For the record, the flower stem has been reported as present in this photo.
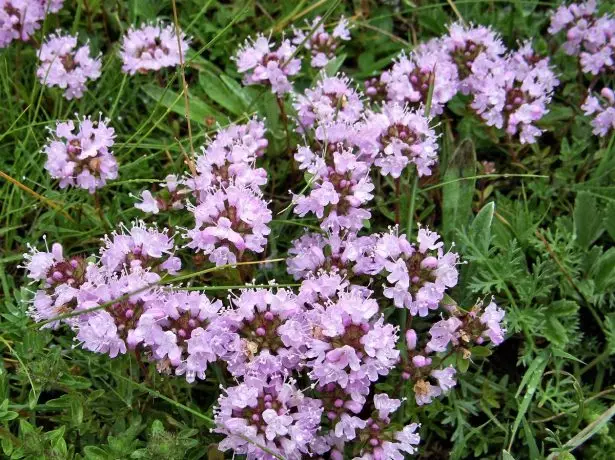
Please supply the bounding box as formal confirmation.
[405,172,419,240]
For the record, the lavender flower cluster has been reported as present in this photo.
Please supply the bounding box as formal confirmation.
[20,2,613,456]
[0,0,64,48]
[548,0,614,76]
[25,222,504,458]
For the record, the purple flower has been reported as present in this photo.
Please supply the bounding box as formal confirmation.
[192,118,268,191]
[211,288,306,377]
[120,23,189,75]
[549,1,613,76]
[381,47,459,115]
[351,395,420,458]
[305,290,399,399]
[99,220,180,275]
[214,377,323,459]
[37,32,101,99]
[287,230,378,281]
[184,185,272,266]
[479,300,506,345]
[234,34,301,95]
[582,87,615,136]
[358,103,439,178]
[292,16,351,68]
[293,74,364,130]
[128,290,222,381]
[471,42,559,144]
[293,146,374,232]
[23,241,87,328]
[441,22,506,94]
[0,1,64,48]
[74,267,162,358]
[426,317,462,353]
[374,227,459,316]
[43,115,117,193]
[431,365,457,392]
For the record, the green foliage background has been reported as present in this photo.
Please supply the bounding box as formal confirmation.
[0,0,614,459]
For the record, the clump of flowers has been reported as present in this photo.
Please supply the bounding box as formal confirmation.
[184,185,272,266]
[441,22,505,94]
[380,47,459,115]
[293,74,364,130]
[99,221,181,275]
[36,32,101,99]
[43,116,117,193]
[358,103,439,178]
[119,22,190,75]
[134,119,269,214]
[304,290,400,398]
[286,231,378,282]
[471,42,559,144]
[292,16,351,68]
[0,0,64,48]
[210,288,305,377]
[234,34,301,95]
[190,118,269,192]
[373,227,459,316]
[582,87,615,137]
[130,290,223,380]
[548,0,614,76]
[350,394,420,459]
[293,144,374,232]
[214,377,323,459]
[23,241,87,329]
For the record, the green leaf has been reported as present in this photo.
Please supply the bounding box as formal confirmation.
[198,68,248,116]
[442,139,477,240]
[573,192,604,249]
[83,445,108,460]
[324,53,347,76]
[604,202,615,240]
[544,317,568,348]
[590,247,615,292]
[469,201,496,254]
[141,84,225,126]
[470,346,492,358]
[563,402,615,450]
[502,450,516,460]
[510,352,549,448]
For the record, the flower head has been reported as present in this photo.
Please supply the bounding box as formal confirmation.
[292,16,351,68]
[37,32,101,99]
[234,34,301,94]
[43,115,117,192]
[214,377,323,459]
[184,185,272,266]
[120,22,189,75]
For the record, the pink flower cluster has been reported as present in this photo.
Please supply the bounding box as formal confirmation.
[214,376,323,459]
[0,0,64,48]
[23,221,180,336]
[288,226,459,317]
[120,23,189,75]
[293,75,363,130]
[471,41,559,144]
[134,119,272,267]
[379,46,459,115]
[36,32,101,100]
[364,21,561,143]
[292,16,351,68]
[358,103,439,178]
[234,34,301,95]
[549,0,614,75]
[582,87,615,136]
[43,115,117,193]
